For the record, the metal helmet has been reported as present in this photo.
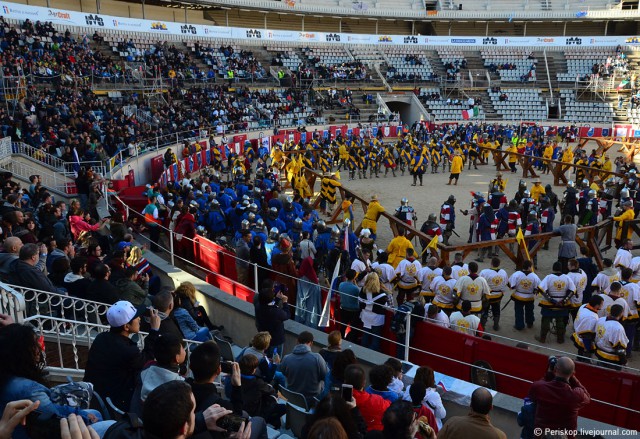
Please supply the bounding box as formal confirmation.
[539,196,550,207]
[253,187,262,196]
[286,195,294,204]
[195,190,203,197]
[256,218,265,229]
[210,199,220,209]
[528,211,538,221]
[428,213,437,222]
[241,200,250,208]
[401,198,409,206]
[360,228,371,238]
[269,227,279,239]
[317,220,326,232]
[189,200,199,209]
[621,188,630,199]
[249,203,258,213]
[523,190,530,198]
[343,218,351,227]
[519,180,527,190]
[294,218,303,229]
[331,225,341,236]
[447,195,456,204]
[241,219,250,230]
[242,194,250,202]
[581,179,589,188]
[196,225,206,235]
[269,207,278,217]
[247,212,256,223]
[567,180,575,188]
[588,189,596,199]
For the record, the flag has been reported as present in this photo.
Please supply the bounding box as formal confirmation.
[516,228,532,266]
[343,227,349,252]
[617,79,630,90]
[427,235,439,250]
[334,170,341,180]
[462,106,479,120]
[319,255,341,327]
[575,11,587,18]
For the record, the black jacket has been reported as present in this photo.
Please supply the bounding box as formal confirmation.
[87,279,121,305]
[83,329,159,411]
[140,313,184,340]
[255,299,289,347]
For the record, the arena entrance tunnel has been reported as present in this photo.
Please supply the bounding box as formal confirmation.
[384,94,426,127]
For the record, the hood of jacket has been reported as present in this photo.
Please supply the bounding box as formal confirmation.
[140,365,184,401]
[64,272,85,283]
[292,343,312,355]
[0,252,17,273]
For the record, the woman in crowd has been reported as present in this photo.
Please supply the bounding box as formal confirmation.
[301,393,366,439]
[173,281,217,330]
[359,272,390,351]
[402,365,446,429]
[68,209,108,242]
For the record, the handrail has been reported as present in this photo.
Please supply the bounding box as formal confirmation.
[0,282,26,323]
[543,49,553,102]
[0,159,75,197]
[11,142,108,177]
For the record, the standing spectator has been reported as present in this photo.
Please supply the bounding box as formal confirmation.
[255,280,290,358]
[279,331,328,404]
[235,230,252,285]
[271,238,299,308]
[339,269,362,342]
[84,301,161,411]
[527,356,590,435]
[359,272,390,351]
[250,235,269,290]
[437,388,506,439]
[295,257,322,328]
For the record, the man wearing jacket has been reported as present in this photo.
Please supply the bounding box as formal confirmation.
[344,364,389,431]
[528,356,590,436]
[84,301,161,411]
[278,331,328,404]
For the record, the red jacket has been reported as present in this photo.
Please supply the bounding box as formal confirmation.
[528,372,590,435]
[353,389,390,431]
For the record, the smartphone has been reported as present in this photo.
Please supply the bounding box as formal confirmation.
[220,361,234,374]
[341,384,353,401]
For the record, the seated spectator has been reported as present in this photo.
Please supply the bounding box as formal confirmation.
[68,209,108,241]
[384,358,405,395]
[437,387,506,438]
[140,291,184,340]
[0,323,105,439]
[302,393,367,439]
[87,263,120,305]
[174,281,218,330]
[0,237,24,278]
[8,244,60,297]
[48,257,71,289]
[236,331,280,383]
[84,301,161,411]
[174,293,213,342]
[116,266,151,307]
[139,333,187,403]
[402,366,446,430]
[238,354,285,428]
[344,364,389,431]
[366,400,436,439]
[63,256,92,298]
[366,365,398,403]
[46,238,74,272]
[319,330,342,369]
[408,383,439,434]
[279,331,328,404]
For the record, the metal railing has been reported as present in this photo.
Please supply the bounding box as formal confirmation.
[0,160,74,196]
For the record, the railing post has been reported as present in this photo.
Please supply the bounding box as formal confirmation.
[253,262,259,295]
[404,309,411,362]
[169,229,175,266]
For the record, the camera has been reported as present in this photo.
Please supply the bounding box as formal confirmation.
[548,356,558,371]
[218,414,249,433]
[220,361,234,374]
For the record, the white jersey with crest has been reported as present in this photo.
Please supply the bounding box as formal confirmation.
[417,266,443,294]
[538,273,576,307]
[567,269,588,307]
[396,258,422,289]
[454,275,490,312]
[573,304,600,336]
[591,269,621,293]
[597,293,630,319]
[508,271,542,302]
[479,267,509,301]
[431,276,458,309]
[451,263,470,280]
[595,317,629,360]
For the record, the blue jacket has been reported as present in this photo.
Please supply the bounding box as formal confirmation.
[0,377,94,439]
[173,307,204,340]
[206,210,226,233]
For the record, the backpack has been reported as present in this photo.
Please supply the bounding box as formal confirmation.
[49,379,94,410]
[390,302,415,334]
[103,413,144,439]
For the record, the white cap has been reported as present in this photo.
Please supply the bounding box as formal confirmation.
[106,301,142,327]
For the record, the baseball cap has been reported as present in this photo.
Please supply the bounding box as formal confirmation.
[107,301,144,327]
[117,241,132,252]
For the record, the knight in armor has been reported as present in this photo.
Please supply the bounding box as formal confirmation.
[461,192,485,243]
[395,198,418,230]
[266,207,286,233]
[520,190,537,225]
[476,205,497,262]
[580,190,600,226]
[513,180,528,204]
[488,184,507,210]
[440,195,456,246]
[562,180,579,219]
[419,213,442,264]
[525,211,540,268]
[545,184,559,214]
